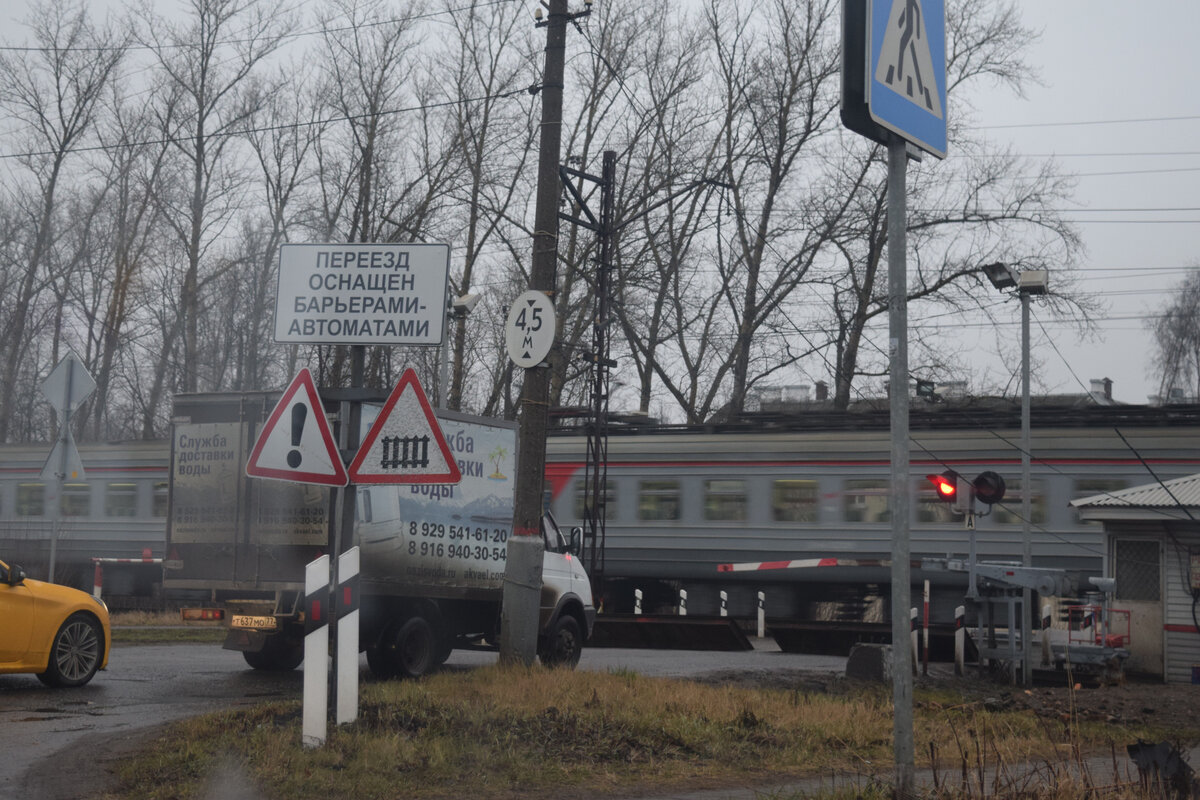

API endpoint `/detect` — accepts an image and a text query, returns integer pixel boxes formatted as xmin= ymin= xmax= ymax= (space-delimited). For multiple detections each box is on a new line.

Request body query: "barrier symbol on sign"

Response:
xmin=380 ymin=435 xmax=430 ymax=470
xmin=347 ymin=368 xmax=461 ymax=485
xmin=874 ymin=0 xmax=943 ymax=117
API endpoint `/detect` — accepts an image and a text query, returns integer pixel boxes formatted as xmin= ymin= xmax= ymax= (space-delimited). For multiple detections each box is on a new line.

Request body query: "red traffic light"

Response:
xmin=927 ymin=470 xmax=958 ymax=502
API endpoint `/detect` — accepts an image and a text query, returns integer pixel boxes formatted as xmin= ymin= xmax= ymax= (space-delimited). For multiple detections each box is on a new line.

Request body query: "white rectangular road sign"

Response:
xmin=274 ymin=243 xmax=450 ymax=345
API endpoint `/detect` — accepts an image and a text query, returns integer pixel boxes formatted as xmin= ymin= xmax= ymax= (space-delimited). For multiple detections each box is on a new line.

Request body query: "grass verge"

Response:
xmin=109 ymin=610 xmax=226 ymax=645
xmin=100 ymin=666 xmax=1199 ymax=800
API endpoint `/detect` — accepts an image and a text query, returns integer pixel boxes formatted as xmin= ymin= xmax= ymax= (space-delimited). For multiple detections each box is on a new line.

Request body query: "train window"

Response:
xmin=152 ymin=482 xmax=169 ymax=517
xmin=61 ymin=483 xmax=91 ymax=517
xmin=704 ymin=479 xmax=746 ymax=521
xmin=573 ymin=479 xmax=616 ymax=521
xmin=638 ymin=479 xmax=680 ymax=521
xmin=16 ymin=483 xmax=45 ymax=516
xmin=1072 ymin=479 xmax=1128 ymax=524
xmin=772 ymin=480 xmax=817 ymax=522
xmin=843 ymin=480 xmax=889 ymax=523
xmin=105 ymin=482 xmax=138 ymax=517
xmin=917 ymin=480 xmax=957 ymax=524
xmin=991 ymin=480 xmax=1045 ymax=525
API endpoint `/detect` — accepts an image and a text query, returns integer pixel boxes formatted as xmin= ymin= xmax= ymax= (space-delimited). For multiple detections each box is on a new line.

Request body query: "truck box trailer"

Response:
xmin=165 ymin=391 xmax=594 ymax=677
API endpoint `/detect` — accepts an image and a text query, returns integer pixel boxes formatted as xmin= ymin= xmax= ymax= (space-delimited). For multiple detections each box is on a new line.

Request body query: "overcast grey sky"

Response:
xmin=4 ymin=0 xmax=1196 ymax=407
xmin=966 ymin=2 xmax=1200 ymax=403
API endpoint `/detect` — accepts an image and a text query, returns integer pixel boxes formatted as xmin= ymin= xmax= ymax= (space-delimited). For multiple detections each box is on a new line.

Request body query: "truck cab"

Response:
xmin=537 ymin=512 xmax=595 ymax=667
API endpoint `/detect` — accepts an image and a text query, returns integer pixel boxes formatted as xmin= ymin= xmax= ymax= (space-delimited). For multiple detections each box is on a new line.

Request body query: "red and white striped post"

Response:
xmin=1041 ymin=603 xmax=1053 ymax=667
xmin=954 ymin=605 xmax=966 ymax=676
xmin=922 ymin=580 xmax=930 ymax=676
xmin=757 ymin=591 xmax=765 ymax=639
xmin=302 ymin=554 xmax=330 ymax=749
xmin=335 ymin=547 xmax=360 ymax=726
xmin=910 ymin=607 xmax=919 ymax=676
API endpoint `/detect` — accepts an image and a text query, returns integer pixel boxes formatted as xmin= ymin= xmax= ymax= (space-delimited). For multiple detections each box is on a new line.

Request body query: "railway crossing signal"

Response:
xmin=972 ymin=470 xmax=1007 ymax=506
xmin=927 ymin=470 xmax=1007 ymax=515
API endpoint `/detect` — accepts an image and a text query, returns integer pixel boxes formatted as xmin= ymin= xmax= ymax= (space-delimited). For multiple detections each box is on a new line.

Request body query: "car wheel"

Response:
xmin=38 ymin=613 xmax=103 ymax=688
xmin=538 ymin=614 xmax=582 ymax=668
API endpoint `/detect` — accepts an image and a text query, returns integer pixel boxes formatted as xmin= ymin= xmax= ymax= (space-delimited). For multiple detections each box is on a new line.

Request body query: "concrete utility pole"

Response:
xmin=501 ymin=0 xmax=583 ymax=665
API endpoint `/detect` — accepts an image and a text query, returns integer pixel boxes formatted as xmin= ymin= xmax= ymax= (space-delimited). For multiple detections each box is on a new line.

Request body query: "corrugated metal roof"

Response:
xmin=1071 ymin=472 xmax=1200 ymax=508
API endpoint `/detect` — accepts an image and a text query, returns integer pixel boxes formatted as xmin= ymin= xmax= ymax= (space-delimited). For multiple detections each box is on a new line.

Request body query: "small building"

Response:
xmin=1072 ymin=475 xmax=1200 ymax=682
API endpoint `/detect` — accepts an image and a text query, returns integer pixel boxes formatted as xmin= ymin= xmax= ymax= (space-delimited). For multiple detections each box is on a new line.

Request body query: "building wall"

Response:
xmin=1163 ymin=525 xmax=1200 ymax=684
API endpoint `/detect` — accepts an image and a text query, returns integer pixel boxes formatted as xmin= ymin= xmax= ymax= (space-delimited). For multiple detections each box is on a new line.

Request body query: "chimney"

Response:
xmin=1089 ymin=378 xmax=1113 ymax=403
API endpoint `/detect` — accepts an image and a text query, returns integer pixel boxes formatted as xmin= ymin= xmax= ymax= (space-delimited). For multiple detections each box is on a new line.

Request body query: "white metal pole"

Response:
xmin=1021 ymin=290 xmax=1033 ymax=687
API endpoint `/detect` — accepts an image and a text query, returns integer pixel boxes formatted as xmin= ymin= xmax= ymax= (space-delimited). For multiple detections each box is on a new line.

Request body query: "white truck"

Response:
xmin=165 ymin=392 xmax=594 ymax=677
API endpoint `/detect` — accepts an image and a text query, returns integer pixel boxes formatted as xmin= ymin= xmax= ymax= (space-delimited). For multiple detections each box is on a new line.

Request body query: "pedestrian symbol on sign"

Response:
xmin=874 ymin=0 xmax=942 ymax=118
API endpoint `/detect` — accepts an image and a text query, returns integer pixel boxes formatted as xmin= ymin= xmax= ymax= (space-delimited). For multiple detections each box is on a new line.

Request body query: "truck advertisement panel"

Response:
xmin=356 ymin=411 xmax=516 ymax=595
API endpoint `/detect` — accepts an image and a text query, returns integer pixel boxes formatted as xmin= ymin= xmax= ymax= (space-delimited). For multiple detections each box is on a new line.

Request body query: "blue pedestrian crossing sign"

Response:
xmin=868 ymin=0 xmax=947 ymax=158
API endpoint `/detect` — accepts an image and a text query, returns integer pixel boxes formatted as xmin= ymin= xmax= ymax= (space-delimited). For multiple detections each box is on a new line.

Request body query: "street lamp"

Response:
xmin=984 ymin=262 xmax=1049 ymax=686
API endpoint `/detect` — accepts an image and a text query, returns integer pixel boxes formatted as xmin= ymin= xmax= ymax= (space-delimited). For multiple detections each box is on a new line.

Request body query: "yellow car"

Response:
xmin=0 ymin=558 xmax=111 ymax=687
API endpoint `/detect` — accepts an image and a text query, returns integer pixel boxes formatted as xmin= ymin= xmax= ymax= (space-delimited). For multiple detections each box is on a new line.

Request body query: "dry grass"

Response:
xmin=100 ymin=665 xmax=1197 ymax=800
xmin=109 ymin=609 xmax=188 ymax=626
xmin=109 ymin=609 xmax=226 ymax=644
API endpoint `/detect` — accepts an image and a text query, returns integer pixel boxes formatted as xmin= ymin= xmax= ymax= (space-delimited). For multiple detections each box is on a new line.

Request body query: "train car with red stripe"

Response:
xmin=544 ymin=401 xmax=1200 ymax=624
xmin=0 ymin=439 xmax=169 ymax=604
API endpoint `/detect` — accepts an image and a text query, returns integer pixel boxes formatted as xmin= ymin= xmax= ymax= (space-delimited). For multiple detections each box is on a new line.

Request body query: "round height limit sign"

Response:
xmin=505 ymin=291 xmax=555 ymax=368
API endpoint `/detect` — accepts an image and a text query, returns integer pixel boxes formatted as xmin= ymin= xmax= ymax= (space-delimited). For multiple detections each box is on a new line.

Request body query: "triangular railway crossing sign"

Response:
xmin=349 ymin=369 xmax=462 ymax=485
xmin=245 ymin=368 xmax=348 ymax=486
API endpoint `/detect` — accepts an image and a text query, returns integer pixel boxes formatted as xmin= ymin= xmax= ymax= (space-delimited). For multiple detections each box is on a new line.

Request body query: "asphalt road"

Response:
xmin=0 ymin=640 xmax=847 ymax=800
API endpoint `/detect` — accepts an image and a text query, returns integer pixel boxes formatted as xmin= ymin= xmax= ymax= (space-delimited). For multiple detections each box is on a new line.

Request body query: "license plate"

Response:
xmin=231 ymin=614 xmax=277 ymax=630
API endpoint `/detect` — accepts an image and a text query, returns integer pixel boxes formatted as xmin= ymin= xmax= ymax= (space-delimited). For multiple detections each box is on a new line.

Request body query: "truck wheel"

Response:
xmin=366 ymin=644 xmax=396 ymax=679
xmin=538 ymin=615 xmax=582 ymax=668
xmin=242 ymin=638 xmax=303 ymax=671
xmin=434 ymin=637 xmax=454 ymax=666
xmin=374 ymin=616 xmax=435 ymax=678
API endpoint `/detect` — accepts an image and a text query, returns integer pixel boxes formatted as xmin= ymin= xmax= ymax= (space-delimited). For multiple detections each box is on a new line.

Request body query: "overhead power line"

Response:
xmin=975 ymin=113 xmax=1200 ymax=130
xmin=0 ymin=0 xmax=519 ymax=53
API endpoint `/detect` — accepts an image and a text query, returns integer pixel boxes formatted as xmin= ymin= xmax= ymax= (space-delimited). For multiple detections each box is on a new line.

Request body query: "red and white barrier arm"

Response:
xmin=718 ymin=557 xmax=919 ymax=572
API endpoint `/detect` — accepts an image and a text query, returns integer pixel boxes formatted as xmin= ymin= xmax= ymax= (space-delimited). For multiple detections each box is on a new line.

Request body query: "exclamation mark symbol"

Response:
xmin=287 ymin=403 xmax=307 ymax=468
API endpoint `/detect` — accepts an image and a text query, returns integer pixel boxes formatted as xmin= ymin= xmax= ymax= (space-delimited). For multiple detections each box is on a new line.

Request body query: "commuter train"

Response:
xmin=543 ymin=401 xmax=1200 ymax=621
xmin=3 ymin=400 xmax=1199 ymax=619
xmin=0 ymin=439 xmax=169 ymax=603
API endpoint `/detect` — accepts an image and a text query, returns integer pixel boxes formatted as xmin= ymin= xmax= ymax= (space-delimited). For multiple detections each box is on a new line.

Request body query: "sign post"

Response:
xmin=40 ymin=352 xmax=95 ymax=583
xmin=843 ymin=1 xmax=946 ymax=794
xmin=262 ymin=238 xmax=454 ymax=746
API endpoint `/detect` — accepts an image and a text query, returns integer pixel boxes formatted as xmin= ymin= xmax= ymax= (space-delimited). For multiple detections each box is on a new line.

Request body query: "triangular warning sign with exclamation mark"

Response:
xmin=245 ymin=369 xmax=348 ymax=486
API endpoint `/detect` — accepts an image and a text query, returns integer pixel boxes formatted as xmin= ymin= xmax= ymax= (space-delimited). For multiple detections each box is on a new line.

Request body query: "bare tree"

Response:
xmin=0 ymin=0 xmax=125 ymax=442
xmin=75 ymin=83 xmax=172 ymax=439
xmin=811 ymin=0 xmax=1090 ymax=409
xmin=1150 ymin=268 xmax=1200 ymax=402
xmin=438 ymin=0 xmax=537 ymax=412
xmin=137 ymin=0 xmax=293 ymax=393
xmin=310 ymin=0 xmax=463 ymax=390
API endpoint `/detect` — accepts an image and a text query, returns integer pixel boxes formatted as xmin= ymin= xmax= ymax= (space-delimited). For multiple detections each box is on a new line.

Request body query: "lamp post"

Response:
xmin=984 ymin=263 xmax=1048 ymax=686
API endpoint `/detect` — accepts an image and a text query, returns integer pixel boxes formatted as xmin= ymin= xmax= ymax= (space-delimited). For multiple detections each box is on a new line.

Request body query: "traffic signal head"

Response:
xmin=973 ymin=471 xmax=1007 ymax=505
xmin=927 ymin=470 xmax=959 ymax=503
